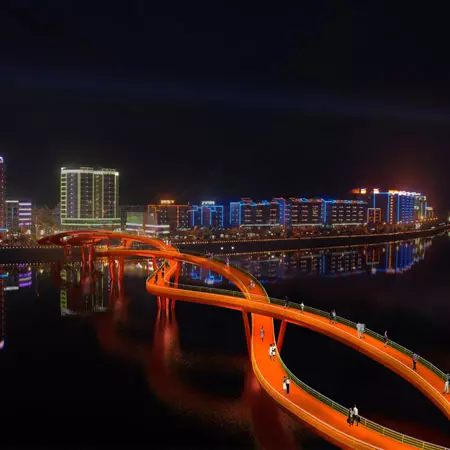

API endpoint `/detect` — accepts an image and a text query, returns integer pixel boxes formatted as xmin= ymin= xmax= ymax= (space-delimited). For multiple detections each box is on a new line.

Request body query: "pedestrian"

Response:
xmin=444 ymin=373 xmax=450 ymax=395
xmin=260 ymin=326 xmax=265 ymax=342
xmin=271 ymin=343 xmax=276 ymax=360
xmin=284 ymin=296 xmax=289 ymax=309
xmin=286 ymin=376 xmax=290 ymax=394
xmin=412 ymin=353 xmax=418 ymax=371
xmin=300 ymin=302 xmax=304 ymax=313
xmin=332 ymin=309 xmax=337 ymax=324
xmin=347 ymin=407 xmax=354 ymax=426
xmin=269 ymin=344 xmax=273 ymax=360
xmin=357 ymin=323 xmax=361 ymax=339
xmin=384 ymin=331 xmax=389 ymax=348
xmin=283 ymin=376 xmax=287 ymax=393
xmin=353 ymin=405 xmax=359 ymax=426
xmin=226 ymin=257 xmax=230 ymax=267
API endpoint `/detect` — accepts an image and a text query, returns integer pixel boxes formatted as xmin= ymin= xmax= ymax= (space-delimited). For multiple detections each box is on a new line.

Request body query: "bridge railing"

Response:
xmin=158 ymin=274 xmax=447 ymax=383
xmin=168 ymin=255 xmax=448 ymax=383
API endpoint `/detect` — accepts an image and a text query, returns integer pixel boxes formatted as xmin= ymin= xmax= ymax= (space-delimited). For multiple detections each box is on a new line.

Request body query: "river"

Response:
xmin=0 ymin=234 xmax=449 ymax=449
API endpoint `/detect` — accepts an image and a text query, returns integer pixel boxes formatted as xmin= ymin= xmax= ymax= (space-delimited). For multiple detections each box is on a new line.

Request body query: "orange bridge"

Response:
xmin=39 ymin=231 xmax=450 ymax=450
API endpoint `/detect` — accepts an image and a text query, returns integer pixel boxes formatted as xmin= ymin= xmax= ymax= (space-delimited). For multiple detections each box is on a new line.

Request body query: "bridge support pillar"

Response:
xmin=277 ymin=320 xmax=287 ymax=352
xmin=117 ymin=257 xmax=125 ymax=297
xmin=242 ymin=311 xmax=251 ymax=357
xmin=174 ymin=263 xmax=180 ymax=288
xmin=88 ymin=245 xmax=95 ymax=266
xmin=81 ymin=245 xmax=86 ymax=267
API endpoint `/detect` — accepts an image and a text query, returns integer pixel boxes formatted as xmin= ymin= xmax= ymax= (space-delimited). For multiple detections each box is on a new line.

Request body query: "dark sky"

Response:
xmin=1 ymin=2 xmax=450 ymax=213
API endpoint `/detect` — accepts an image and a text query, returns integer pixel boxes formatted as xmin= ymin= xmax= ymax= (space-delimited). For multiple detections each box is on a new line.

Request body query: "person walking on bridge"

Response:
xmin=286 ymin=376 xmax=290 ymax=394
xmin=384 ymin=331 xmax=389 ymax=347
xmin=271 ymin=343 xmax=276 ymax=360
xmin=353 ymin=405 xmax=359 ymax=426
xmin=284 ymin=296 xmax=289 ymax=309
xmin=357 ymin=323 xmax=361 ymax=338
xmin=300 ymin=302 xmax=304 ymax=313
xmin=444 ymin=373 xmax=449 ymax=394
xmin=412 ymin=353 xmax=418 ymax=371
xmin=361 ymin=323 xmax=366 ymax=339
xmin=347 ymin=407 xmax=354 ymax=426
xmin=283 ymin=376 xmax=287 ymax=393
xmin=331 ymin=309 xmax=337 ymax=324
xmin=260 ymin=326 xmax=265 ymax=342
xmin=269 ymin=344 xmax=273 ymax=360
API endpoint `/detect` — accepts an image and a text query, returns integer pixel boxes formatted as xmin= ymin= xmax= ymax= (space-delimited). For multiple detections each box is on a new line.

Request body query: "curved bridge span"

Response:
xmin=39 ymin=231 xmax=450 ymax=450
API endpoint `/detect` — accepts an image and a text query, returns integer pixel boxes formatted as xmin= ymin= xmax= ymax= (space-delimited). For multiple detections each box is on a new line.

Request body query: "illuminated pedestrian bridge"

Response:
xmin=39 ymin=231 xmax=450 ymax=449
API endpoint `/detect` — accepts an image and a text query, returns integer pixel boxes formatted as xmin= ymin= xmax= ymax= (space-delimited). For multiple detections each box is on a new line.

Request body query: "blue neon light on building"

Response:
xmin=190 ymin=201 xmax=225 ymax=228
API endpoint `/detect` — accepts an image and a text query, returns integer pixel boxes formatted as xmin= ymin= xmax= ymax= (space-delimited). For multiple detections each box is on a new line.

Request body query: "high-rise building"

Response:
xmin=0 ymin=157 xmax=5 ymax=231
xmin=60 ymin=167 xmax=120 ymax=229
xmin=147 ymin=200 xmax=191 ymax=232
xmin=355 ymin=188 xmax=421 ymax=225
xmin=5 ymin=200 xmax=32 ymax=234
xmin=414 ymin=195 xmax=428 ymax=222
xmin=190 ymin=201 xmax=224 ymax=228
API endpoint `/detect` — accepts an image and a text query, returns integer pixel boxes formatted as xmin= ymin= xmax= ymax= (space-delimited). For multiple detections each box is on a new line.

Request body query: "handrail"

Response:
xmin=156 ymin=278 xmax=449 ymax=450
xmin=164 ymin=273 xmax=447 ymax=382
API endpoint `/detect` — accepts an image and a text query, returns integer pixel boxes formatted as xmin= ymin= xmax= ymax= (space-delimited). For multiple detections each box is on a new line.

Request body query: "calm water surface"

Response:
xmin=0 ymin=235 xmax=449 ymax=449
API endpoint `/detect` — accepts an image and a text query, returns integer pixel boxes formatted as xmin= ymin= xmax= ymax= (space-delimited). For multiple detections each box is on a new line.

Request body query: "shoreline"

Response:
xmin=0 ymin=224 xmax=448 ymax=262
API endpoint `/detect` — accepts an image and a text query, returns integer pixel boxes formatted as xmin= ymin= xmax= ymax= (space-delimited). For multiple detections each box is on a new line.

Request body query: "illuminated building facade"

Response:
xmin=426 ymin=206 xmax=434 ymax=219
xmin=147 ymin=200 xmax=191 ymax=231
xmin=120 ymin=205 xmax=146 ymax=231
xmin=324 ymin=200 xmax=367 ymax=226
xmin=5 ymin=200 xmax=32 ymax=234
xmin=229 ymin=198 xmax=288 ymax=228
xmin=125 ymin=211 xmax=169 ymax=236
xmin=289 ymin=198 xmax=325 ymax=227
xmin=355 ymin=188 xmax=421 ymax=225
xmin=414 ymin=195 xmax=428 ymax=221
xmin=190 ymin=201 xmax=224 ymax=228
xmin=60 ymin=167 xmax=120 ymax=229
xmin=0 ymin=157 xmax=5 ymax=231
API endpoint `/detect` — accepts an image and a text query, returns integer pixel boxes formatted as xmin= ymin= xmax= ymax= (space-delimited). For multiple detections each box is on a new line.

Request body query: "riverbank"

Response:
xmin=0 ymin=225 xmax=448 ymax=261
xmin=176 ymin=224 xmax=450 ymax=254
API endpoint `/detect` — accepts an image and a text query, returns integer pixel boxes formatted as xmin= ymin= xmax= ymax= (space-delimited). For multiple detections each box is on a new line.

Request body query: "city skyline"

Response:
xmin=2 ymin=5 xmax=450 ymax=213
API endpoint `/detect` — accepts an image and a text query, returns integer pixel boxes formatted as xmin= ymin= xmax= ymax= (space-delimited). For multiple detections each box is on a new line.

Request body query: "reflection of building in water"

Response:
xmin=326 ymin=251 xmax=364 ymax=275
xmin=185 ymin=264 xmax=223 ymax=285
xmin=0 ymin=276 xmax=4 ymax=349
xmin=0 ymin=265 xmax=33 ymax=291
xmin=226 ymin=239 xmax=432 ymax=280
xmin=366 ymin=239 xmax=431 ymax=274
xmin=59 ymin=263 xmax=110 ymax=314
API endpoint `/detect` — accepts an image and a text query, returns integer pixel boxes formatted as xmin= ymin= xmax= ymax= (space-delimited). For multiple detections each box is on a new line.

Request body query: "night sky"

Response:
xmin=1 ymin=2 xmax=450 ymax=213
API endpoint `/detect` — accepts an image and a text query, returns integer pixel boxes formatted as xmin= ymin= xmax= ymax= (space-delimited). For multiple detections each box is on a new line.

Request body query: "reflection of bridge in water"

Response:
xmin=39 ymin=231 xmax=449 ymax=449
xmin=93 ymin=295 xmax=299 ymax=450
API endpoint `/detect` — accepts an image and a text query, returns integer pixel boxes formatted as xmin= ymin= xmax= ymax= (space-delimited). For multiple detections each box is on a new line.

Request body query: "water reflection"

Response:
xmin=93 ymin=295 xmax=301 ymax=450
xmin=0 ymin=235 xmax=445 ymax=448
xmin=218 ymin=238 xmax=432 ymax=282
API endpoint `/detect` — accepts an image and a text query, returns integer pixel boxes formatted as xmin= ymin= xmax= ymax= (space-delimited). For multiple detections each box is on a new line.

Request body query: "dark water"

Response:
xmin=0 ymin=235 xmax=449 ymax=449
